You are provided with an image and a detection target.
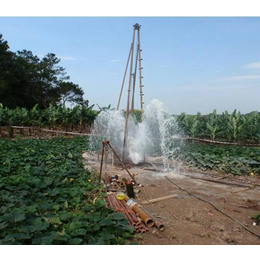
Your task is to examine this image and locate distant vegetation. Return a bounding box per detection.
[0,103,99,137]
[0,34,86,109]
[176,109,260,143]
[1,34,259,143]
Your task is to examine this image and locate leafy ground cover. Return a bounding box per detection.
[0,137,134,245]
[180,142,260,176]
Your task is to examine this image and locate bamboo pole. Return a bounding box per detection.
[99,142,106,181]
[141,194,178,205]
[131,43,139,112]
[137,27,144,121]
[117,43,133,110]
[122,25,136,162]
[104,145,108,192]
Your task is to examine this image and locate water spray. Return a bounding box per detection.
[89,23,183,173]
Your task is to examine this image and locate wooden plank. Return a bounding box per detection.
[141,194,178,205]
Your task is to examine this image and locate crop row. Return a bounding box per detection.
[179,142,260,176]
[176,109,260,143]
[1,104,259,143]
[0,103,101,137]
[0,137,134,245]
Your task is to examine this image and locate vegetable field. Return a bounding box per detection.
[180,143,260,176]
[0,104,259,244]
[0,137,134,245]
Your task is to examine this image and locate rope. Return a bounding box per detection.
[184,137,260,147]
[8,126,93,136]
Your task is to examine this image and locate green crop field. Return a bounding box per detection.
[176,109,260,143]
[180,142,260,176]
[0,137,134,245]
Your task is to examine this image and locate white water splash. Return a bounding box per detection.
[89,99,182,171]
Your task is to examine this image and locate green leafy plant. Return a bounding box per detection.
[251,214,260,225]
[0,137,134,245]
[181,142,260,175]
[176,109,260,143]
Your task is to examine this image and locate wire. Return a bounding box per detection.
[165,176,260,240]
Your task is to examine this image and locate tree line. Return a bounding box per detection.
[0,34,86,109]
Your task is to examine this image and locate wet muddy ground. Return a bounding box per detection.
[83,153,260,245]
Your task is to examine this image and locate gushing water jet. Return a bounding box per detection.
[89,99,182,172]
[89,23,183,172]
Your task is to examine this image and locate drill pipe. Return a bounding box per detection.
[108,194,151,232]
[107,195,118,209]
[124,195,154,228]
[139,222,149,233]
[154,219,165,231]
[128,213,137,226]
[118,202,138,226]
[125,212,135,226]
[139,205,165,232]
[108,194,138,227]
[135,228,141,233]
[106,195,114,208]
[117,199,139,223]
[110,194,122,210]
[135,222,149,233]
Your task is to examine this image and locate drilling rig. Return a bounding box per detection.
[117,23,145,162]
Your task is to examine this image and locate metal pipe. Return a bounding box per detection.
[154,219,165,231]
[135,227,141,233]
[117,198,140,225]
[139,204,165,231]
[129,212,138,223]
[125,212,135,226]
[117,199,129,212]
[107,195,117,209]
[110,194,121,210]
[111,194,121,210]
[124,195,154,227]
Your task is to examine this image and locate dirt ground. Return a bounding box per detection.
[83,153,260,245]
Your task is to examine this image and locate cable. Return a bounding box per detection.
[165,176,260,239]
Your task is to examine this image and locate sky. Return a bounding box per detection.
[0,16,260,114]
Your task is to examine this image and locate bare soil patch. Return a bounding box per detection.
[83,153,260,245]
